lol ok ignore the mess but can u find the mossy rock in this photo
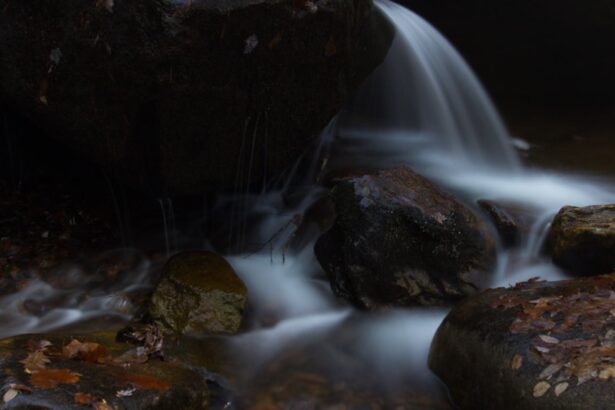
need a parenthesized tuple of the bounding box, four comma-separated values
(149, 251, 247, 335)
(547, 204, 615, 276)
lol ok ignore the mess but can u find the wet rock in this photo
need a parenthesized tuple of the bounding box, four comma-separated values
(547, 205, 615, 276)
(0, 332, 209, 409)
(0, 0, 393, 195)
(478, 199, 536, 247)
(315, 166, 496, 308)
(149, 251, 247, 335)
(430, 273, 615, 410)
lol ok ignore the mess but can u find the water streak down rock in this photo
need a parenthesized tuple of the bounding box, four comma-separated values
(0, 0, 393, 195)
(315, 166, 496, 308)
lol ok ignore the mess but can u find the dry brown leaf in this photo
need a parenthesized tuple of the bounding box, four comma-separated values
(74, 392, 95, 405)
(27, 339, 52, 352)
(30, 368, 81, 389)
(539, 335, 560, 344)
(9, 384, 32, 394)
(3, 389, 18, 403)
(63, 339, 107, 364)
(539, 363, 563, 380)
(20, 350, 50, 373)
(533, 381, 551, 398)
(599, 366, 615, 380)
(113, 370, 170, 391)
(554, 382, 569, 397)
(93, 399, 114, 410)
(511, 354, 523, 370)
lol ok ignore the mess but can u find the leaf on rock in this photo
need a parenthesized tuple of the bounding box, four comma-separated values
(554, 382, 569, 397)
(116, 387, 136, 397)
(93, 399, 115, 410)
(599, 366, 615, 380)
(539, 363, 563, 380)
(9, 384, 32, 394)
(533, 381, 551, 398)
(63, 339, 108, 364)
(74, 392, 95, 405)
(511, 354, 523, 370)
(113, 371, 170, 392)
(20, 350, 50, 373)
(27, 339, 52, 352)
(30, 368, 81, 389)
(539, 335, 560, 344)
(3, 389, 18, 403)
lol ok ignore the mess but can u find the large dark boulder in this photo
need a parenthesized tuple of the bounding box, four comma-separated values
(0, 0, 393, 195)
(547, 205, 615, 276)
(315, 166, 496, 308)
(430, 273, 615, 410)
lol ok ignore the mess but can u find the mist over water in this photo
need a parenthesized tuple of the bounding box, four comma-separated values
(1, 0, 614, 403)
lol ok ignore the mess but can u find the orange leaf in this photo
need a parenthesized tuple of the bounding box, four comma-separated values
(63, 339, 108, 364)
(113, 371, 170, 392)
(74, 392, 95, 405)
(511, 354, 523, 370)
(30, 369, 81, 389)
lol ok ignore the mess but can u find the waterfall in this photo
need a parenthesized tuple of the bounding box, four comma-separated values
(337, 0, 520, 172)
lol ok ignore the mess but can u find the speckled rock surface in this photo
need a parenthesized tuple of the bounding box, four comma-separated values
(547, 205, 615, 276)
(315, 166, 496, 308)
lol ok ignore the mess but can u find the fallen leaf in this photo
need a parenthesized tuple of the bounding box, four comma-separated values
(93, 399, 114, 410)
(20, 350, 50, 373)
(74, 392, 95, 405)
(116, 387, 136, 397)
(599, 366, 615, 380)
(30, 368, 81, 389)
(9, 384, 32, 394)
(533, 381, 551, 398)
(63, 339, 107, 364)
(27, 339, 52, 352)
(539, 363, 563, 380)
(554, 382, 569, 397)
(511, 354, 523, 370)
(113, 371, 170, 391)
(3, 389, 18, 403)
(539, 335, 560, 344)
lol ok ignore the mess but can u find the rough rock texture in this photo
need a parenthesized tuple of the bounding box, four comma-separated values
(0, 0, 393, 195)
(0, 332, 210, 409)
(149, 251, 247, 335)
(315, 166, 496, 308)
(547, 205, 615, 276)
(430, 273, 615, 410)
(478, 199, 536, 247)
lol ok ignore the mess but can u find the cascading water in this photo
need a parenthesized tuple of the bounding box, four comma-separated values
(1, 0, 615, 406)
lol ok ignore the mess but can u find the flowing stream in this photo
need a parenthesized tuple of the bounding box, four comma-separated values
(1, 0, 615, 405)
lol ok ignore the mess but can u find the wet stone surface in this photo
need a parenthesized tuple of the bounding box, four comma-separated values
(430, 273, 615, 410)
(547, 205, 615, 276)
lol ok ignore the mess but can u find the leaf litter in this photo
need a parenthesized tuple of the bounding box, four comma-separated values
(491, 274, 615, 397)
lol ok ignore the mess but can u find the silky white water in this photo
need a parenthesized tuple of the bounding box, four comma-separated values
(1, 0, 614, 404)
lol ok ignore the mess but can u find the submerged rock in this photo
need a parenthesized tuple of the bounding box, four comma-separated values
(0, 0, 393, 195)
(430, 273, 615, 410)
(149, 251, 247, 335)
(478, 199, 536, 247)
(315, 166, 496, 308)
(547, 205, 615, 276)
